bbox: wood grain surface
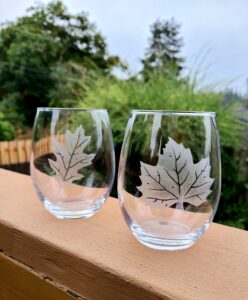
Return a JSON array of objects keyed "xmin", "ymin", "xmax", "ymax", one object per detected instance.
[
  {"xmin": 0, "ymin": 169, "xmax": 247, "ymax": 300},
  {"xmin": 0, "ymin": 252, "xmax": 78, "ymax": 300}
]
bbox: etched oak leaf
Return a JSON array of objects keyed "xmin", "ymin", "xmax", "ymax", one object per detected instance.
[
  {"xmin": 48, "ymin": 125, "xmax": 95, "ymax": 184},
  {"xmin": 137, "ymin": 137, "xmax": 214, "ymax": 209}
]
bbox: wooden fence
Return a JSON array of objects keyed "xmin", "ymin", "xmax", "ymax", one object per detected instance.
[
  {"xmin": 0, "ymin": 139, "xmax": 32, "ymax": 166},
  {"xmin": 0, "ymin": 136, "xmax": 65, "ymax": 166}
]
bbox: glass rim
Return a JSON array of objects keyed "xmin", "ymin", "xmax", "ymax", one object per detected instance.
[
  {"xmin": 131, "ymin": 110, "xmax": 216, "ymax": 116},
  {"xmin": 37, "ymin": 107, "xmax": 107, "ymax": 112}
]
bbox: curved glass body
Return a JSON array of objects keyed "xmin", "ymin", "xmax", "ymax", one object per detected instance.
[
  {"xmin": 118, "ymin": 110, "xmax": 221, "ymax": 250},
  {"xmin": 31, "ymin": 108, "xmax": 115, "ymax": 219}
]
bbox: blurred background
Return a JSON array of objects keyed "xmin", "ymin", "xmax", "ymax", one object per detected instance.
[{"xmin": 0, "ymin": 0, "xmax": 247, "ymax": 229}]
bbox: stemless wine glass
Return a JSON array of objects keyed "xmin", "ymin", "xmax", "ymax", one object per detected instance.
[
  {"xmin": 31, "ymin": 108, "xmax": 115, "ymax": 219},
  {"xmin": 118, "ymin": 110, "xmax": 221, "ymax": 250}
]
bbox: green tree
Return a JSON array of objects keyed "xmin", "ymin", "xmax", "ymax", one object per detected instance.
[
  {"xmin": 0, "ymin": 0, "xmax": 121, "ymax": 126},
  {"xmin": 142, "ymin": 18, "xmax": 184, "ymax": 80}
]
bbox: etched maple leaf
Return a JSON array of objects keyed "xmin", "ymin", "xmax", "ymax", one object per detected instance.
[
  {"xmin": 48, "ymin": 125, "xmax": 95, "ymax": 184},
  {"xmin": 137, "ymin": 137, "xmax": 214, "ymax": 209}
]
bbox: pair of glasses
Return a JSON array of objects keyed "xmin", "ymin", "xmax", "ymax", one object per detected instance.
[{"xmin": 31, "ymin": 108, "xmax": 221, "ymax": 250}]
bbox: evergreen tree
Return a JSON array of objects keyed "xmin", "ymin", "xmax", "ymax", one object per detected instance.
[{"xmin": 142, "ymin": 18, "xmax": 184, "ymax": 80}]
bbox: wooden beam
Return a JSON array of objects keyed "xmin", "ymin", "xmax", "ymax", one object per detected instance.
[
  {"xmin": 17, "ymin": 139, "xmax": 27, "ymax": 163},
  {"xmin": 0, "ymin": 142, "xmax": 10, "ymax": 165},
  {"xmin": 0, "ymin": 169, "xmax": 248, "ymax": 299},
  {"xmin": 0, "ymin": 252, "xmax": 80, "ymax": 300},
  {"xmin": 8, "ymin": 141, "xmax": 18, "ymax": 164}
]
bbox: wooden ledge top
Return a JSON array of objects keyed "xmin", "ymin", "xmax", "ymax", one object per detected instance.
[{"xmin": 0, "ymin": 168, "xmax": 248, "ymax": 300}]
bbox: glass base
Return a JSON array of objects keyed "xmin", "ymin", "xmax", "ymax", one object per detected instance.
[
  {"xmin": 43, "ymin": 198, "xmax": 105, "ymax": 220},
  {"xmin": 131, "ymin": 222, "xmax": 209, "ymax": 251}
]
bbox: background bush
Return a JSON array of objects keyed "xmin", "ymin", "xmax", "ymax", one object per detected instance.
[{"xmin": 0, "ymin": 111, "xmax": 16, "ymax": 140}]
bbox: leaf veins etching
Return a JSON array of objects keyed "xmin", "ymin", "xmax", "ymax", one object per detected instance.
[
  {"xmin": 137, "ymin": 137, "xmax": 214, "ymax": 209},
  {"xmin": 48, "ymin": 125, "xmax": 95, "ymax": 184}
]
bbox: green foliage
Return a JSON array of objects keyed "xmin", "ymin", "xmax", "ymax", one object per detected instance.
[
  {"xmin": 17, "ymin": 1, "xmax": 121, "ymax": 69},
  {"xmin": 142, "ymin": 18, "xmax": 184, "ymax": 80},
  {"xmin": 49, "ymin": 61, "xmax": 102, "ymax": 108},
  {"xmin": 79, "ymin": 74, "xmax": 241, "ymax": 145},
  {"xmin": 0, "ymin": 0, "xmax": 121, "ymax": 126},
  {"xmin": 0, "ymin": 27, "xmax": 57, "ymax": 125},
  {"xmin": 0, "ymin": 112, "xmax": 16, "ymax": 141},
  {"xmin": 78, "ymin": 73, "xmax": 248, "ymax": 229},
  {"xmin": 49, "ymin": 62, "xmax": 86, "ymax": 108}
]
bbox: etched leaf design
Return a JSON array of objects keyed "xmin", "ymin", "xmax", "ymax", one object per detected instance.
[
  {"xmin": 137, "ymin": 137, "xmax": 214, "ymax": 209},
  {"xmin": 48, "ymin": 125, "xmax": 95, "ymax": 184}
]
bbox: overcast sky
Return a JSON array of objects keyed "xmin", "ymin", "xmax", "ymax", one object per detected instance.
[{"xmin": 1, "ymin": 0, "xmax": 248, "ymax": 94}]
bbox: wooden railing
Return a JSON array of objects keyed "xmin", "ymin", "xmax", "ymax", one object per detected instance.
[{"xmin": 0, "ymin": 169, "xmax": 247, "ymax": 299}]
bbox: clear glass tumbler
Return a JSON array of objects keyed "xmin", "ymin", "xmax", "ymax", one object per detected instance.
[
  {"xmin": 118, "ymin": 110, "xmax": 221, "ymax": 250},
  {"xmin": 31, "ymin": 108, "xmax": 115, "ymax": 219}
]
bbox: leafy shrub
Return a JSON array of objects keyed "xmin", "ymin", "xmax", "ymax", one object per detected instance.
[{"xmin": 0, "ymin": 112, "xmax": 16, "ymax": 140}]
